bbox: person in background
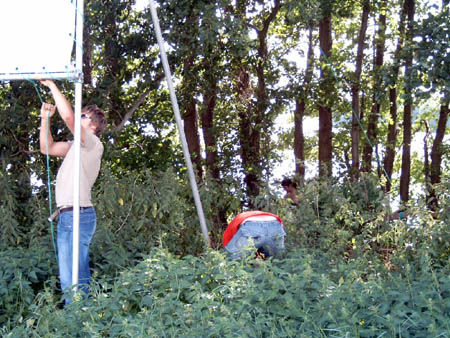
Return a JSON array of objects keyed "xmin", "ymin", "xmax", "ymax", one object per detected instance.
[
  {"xmin": 389, "ymin": 210, "xmax": 408, "ymax": 221},
  {"xmin": 281, "ymin": 178, "xmax": 299, "ymax": 205},
  {"xmin": 39, "ymin": 80, "xmax": 107, "ymax": 304},
  {"xmin": 223, "ymin": 211, "xmax": 286, "ymax": 260}
]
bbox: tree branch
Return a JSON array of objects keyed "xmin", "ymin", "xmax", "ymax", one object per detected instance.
[
  {"xmin": 115, "ymin": 89, "xmax": 152, "ymax": 132},
  {"xmin": 115, "ymin": 72, "xmax": 165, "ymax": 132}
]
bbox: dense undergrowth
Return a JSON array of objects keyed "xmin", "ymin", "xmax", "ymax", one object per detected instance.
[
  {"xmin": 2, "ymin": 249, "xmax": 449, "ymax": 337},
  {"xmin": 1, "ymin": 170, "xmax": 449, "ymax": 337}
]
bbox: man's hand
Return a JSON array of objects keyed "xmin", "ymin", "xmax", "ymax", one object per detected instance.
[
  {"xmin": 40, "ymin": 102, "xmax": 56, "ymax": 120},
  {"xmin": 40, "ymin": 79, "xmax": 56, "ymax": 89},
  {"xmin": 38, "ymin": 80, "xmax": 77, "ymax": 137}
]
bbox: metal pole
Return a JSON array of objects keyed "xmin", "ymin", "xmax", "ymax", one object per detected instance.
[
  {"xmin": 0, "ymin": 72, "xmax": 79, "ymax": 82},
  {"xmin": 72, "ymin": 0, "xmax": 84, "ymax": 289},
  {"xmin": 148, "ymin": 0, "xmax": 210, "ymax": 247}
]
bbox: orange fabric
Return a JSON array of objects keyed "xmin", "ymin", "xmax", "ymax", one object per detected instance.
[{"xmin": 222, "ymin": 211, "xmax": 283, "ymax": 248}]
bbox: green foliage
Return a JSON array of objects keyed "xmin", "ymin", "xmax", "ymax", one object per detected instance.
[
  {"xmin": 0, "ymin": 246, "xmax": 57, "ymax": 331},
  {"xmin": 414, "ymin": 3, "xmax": 450, "ymax": 98},
  {"xmin": 0, "ymin": 163, "xmax": 59, "ymax": 250},
  {"xmin": 0, "ymin": 0, "xmax": 449, "ymax": 334},
  {"xmin": 90, "ymin": 168, "xmax": 208, "ymax": 276},
  {"xmin": 2, "ymin": 248, "xmax": 450, "ymax": 337},
  {"xmin": 275, "ymin": 175, "xmax": 386, "ymax": 255},
  {"xmin": 1, "ymin": 0, "xmax": 448, "ymax": 207},
  {"xmin": 0, "ymin": 173, "xmax": 449, "ymax": 335},
  {"xmin": 0, "ymin": 168, "xmax": 23, "ymax": 247}
]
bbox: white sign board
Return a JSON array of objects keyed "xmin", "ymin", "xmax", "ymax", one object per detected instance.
[{"xmin": 0, "ymin": 0, "xmax": 77, "ymax": 80}]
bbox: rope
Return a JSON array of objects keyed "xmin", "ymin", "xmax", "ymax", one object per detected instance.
[{"xmin": 29, "ymin": 80, "xmax": 58, "ymax": 259}]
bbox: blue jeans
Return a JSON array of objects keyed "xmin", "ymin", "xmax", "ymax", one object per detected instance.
[
  {"xmin": 57, "ymin": 207, "xmax": 96, "ymax": 304},
  {"xmin": 224, "ymin": 220, "xmax": 286, "ymax": 260}
]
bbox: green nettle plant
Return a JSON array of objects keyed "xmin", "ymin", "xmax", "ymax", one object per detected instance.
[
  {"xmin": 0, "ymin": 170, "xmax": 23, "ymax": 248},
  {"xmin": 1, "ymin": 171, "xmax": 449, "ymax": 336},
  {"xmin": 0, "ymin": 246, "xmax": 57, "ymax": 330},
  {"xmin": 90, "ymin": 168, "xmax": 209, "ymax": 274},
  {"xmin": 2, "ymin": 249, "xmax": 450, "ymax": 337}
]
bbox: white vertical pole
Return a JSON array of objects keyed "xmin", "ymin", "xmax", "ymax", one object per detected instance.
[
  {"xmin": 148, "ymin": 0, "xmax": 210, "ymax": 247},
  {"xmin": 72, "ymin": 0, "xmax": 84, "ymax": 289}
]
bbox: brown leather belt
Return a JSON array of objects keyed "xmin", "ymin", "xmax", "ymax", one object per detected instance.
[
  {"xmin": 59, "ymin": 206, "xmax": 93, "ymax": 214},
  {"xmin": 48, "ymin": 206, "xmax": 93, "ymax": 222}
]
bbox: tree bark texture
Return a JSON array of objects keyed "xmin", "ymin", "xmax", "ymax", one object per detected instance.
[
  {"xmin": 294, "ymin": 99, "xmax": 306, "ymax": 177},
  {"xmin": 182, "ymin": 56, "xmax": 203, "ymax": 181},
  {"xmin": 181, "ymin": 13, "xmax": 203, "ymax": 180},
  {"xmin": 103, "ymin": 1, "xmax": 123, "ymax": 127},
  {"xmin": 318, "ymin": 3, "xmax": 333, "ymax": 177},
  {"xmin": 362, "ymin": 2, "xmax": 385, "ymax": 174},
  {"xmin": 427, "ymin": 102, "xmax": 449, "ymax": 211},
  {"xmin": 83, "ymin": 20, "xmax": 92, "ymax": 86},
  {"xmin": 294, "ymin": 27, "xmax": 314, "ymax": 178},
  {"xmin": 238, "ymin": 0, "xmax": 281, "ymax": 202},
  {"xmin": 237, "ymin": 66, "xmax": 260, "ymax": 202},
  {"xmin": 384, "ymin": 87, "xmax": 399, "ymax": 192},
  {"xmin": 383, "ymin": 0, "xmax": 408, "ymax": 192},
  {"xmin": 351, "ymin": 1, "xmax": 370, "ymax": 178},
  {"xmin": 201, "ymin": 74, "xmax": 220, "ymax": 181},
  {"xmin": 400, "ymin": 0, "xmax": 415, "ymax": 203}
]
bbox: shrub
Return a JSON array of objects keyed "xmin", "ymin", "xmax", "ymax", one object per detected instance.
[
  {"xmin": 0, "ymin": 245, "xmax": 57, "ymax": 331},
  {"xmin": 1, "ymin": 171, "xmax": 449, "ymax": 335},
  {"xmin": 90, "ymin": 168, "xmax": 209, "ymax": 277},
  {"xmin": 2, "ymin": 249, "xmax": 449, "ymax": 337}
]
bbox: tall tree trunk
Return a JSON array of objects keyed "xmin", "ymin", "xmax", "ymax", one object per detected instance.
[
  {"xmin": 201, "ymin": 68, "xmax": 228, "ymax": 248},
  {"xmin": 383, "ymin": 0, "xmax": 408, "ymax": 192},
  {"xmin": 201, "ymin": 73, "xmax": 220, "ymax": 181},
  {"xmin": 232, "ymin": 3, "xmax": 256, "ymax": 205},
  {"xmin": 183, "ymin": 89, "xmax": 203, "ymax": 180},
  {"xmin": 399, "ymin": 0, "xmax": 415, "ymax": 203},
  {"xmin": 103, "ymin": 1, "xmax": 123, "ymax": 126},
  {"xmin": 294, "ymin": 27, "xmax": 314, "ymax": 178},
  {"xmin": 182, "ymin": 56, "xmax": 203, "ymax": 180},
  {"xmin": 237, "ymin": 0, "xmax": 281, "ymax": 203},
  {"xmin": 237, "ymin": 66, "xmax": 260, "ymax": 202},
  {"xmin": 351, "ymin": 1, "xmax": 370, "ymax": 178},
  {"xmin": 427, "ymin": 101, "xmax": 449, "ymax": 211},
  {"xmin": 294, "ymin": 98, "xmax": 305, "ymax": 177},
  {"xmin": 423, "ymin": 120, "xmax": 432, "ymax": 207},
  {"xmin": 362, "ymin": 1, "xmax": 385, "ymax": 173},
  {"xmin": 181, "ymin": 13, "xmax": 203, "ymax": 180},
  {"xmin": 384, "ymin": 84, "xmax": 399, "ymax": 192},
  {"xmin": 318, "ymin": 2, "xmax": 333, "ymax": 177},
  {"xmin": 83, "ymin": 16, "xmax": 93, "ymax": 86}
]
